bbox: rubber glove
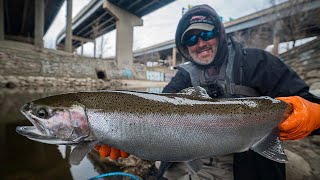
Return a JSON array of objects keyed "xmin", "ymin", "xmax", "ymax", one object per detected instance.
[
  {"xmin": 276, "ymin": 96, "xmax": 320, "ymax": 140},
  {"xmin": 94, "ymin": 145, "xmax": 129, "ymax": 160}
]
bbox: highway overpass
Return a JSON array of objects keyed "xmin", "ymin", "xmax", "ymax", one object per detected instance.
[
  {"xmin": 55, "ymin": 0, "xmax": 175, "ymax": 69},
  {"xmin": 133, "ymin": 0, "xmax": 320, "ymax": 66}
]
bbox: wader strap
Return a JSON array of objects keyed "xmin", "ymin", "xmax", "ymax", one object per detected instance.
[
  {"xmin": 226, "ymin": 41, "xmax": 235, "ymax": 83},
  {"xmin": 226, "ymin": 83, "xmax": 260, "ymax": 97}
]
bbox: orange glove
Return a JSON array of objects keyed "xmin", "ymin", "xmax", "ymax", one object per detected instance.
[
  {"xmin": 94, "ymin": 145, "xmax": 129, "ymax": 160},
  {"xmin": 276, "ymin": 96, "xmax": 320, "ymax": 140}
]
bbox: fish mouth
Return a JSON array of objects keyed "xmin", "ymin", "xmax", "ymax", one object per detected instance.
[
  {"xmin": 16, "ymin": 126, "xmax": 77, "ymax": 145},
  {"xmin": 16, "ymin": 126, "xmax": 54, "ymax": 140},
  {"xmin": 20, "ymin": 103, "xmax": 50, "ymax": 135},
  {"xmin": 19, "ymin": 103, "xmax": 76, "ymax": 145}
]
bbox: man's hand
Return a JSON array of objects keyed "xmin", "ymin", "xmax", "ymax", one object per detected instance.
[
  {"xmin": 94, "ymin": 145, "xmax": 129, "ymax": 160},
  {"xmin": 276, "ymin": 96, "xmax": 320, "ymax": 140}
]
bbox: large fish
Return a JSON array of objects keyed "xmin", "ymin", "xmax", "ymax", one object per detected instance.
[{"xmin": 16, "ymin": 87, "xmax": 292, "ymax": 171}]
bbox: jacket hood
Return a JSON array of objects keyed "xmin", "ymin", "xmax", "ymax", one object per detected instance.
[{"xmin": 175, "ymin": 4, "xmax": 228, "ymax": 67}]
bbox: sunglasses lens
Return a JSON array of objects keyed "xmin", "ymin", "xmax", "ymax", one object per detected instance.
[
  {"xmin": 200, "ymin": 31, "xmax": 215, "ymax": 41},
  {"xmin": 185, "ymin": 35, "xmax": 198, "ymax": 46}
]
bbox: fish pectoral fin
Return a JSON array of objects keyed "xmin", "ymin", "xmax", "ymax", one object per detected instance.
[
  {"xmin": 69, "ymin": 141, "xmax": 98, "ymax": 165},
  {"xmin": 250, "ymin": 128, "xmax": 288, "ymax": 163},
  {"xmin": 185, "ymin": 159, "xmax": 203, "ymax": 174}
]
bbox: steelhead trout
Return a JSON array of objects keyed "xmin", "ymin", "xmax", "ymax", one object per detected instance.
[{"xmin": 16, "ymin": 87, "xmax": 292, "ymax": 168}]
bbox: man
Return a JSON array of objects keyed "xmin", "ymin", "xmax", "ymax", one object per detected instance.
[
  {"xmin": 158, "ymin": 4, "xmax": 320, "ymax": 180},
  {"xmin": 96, "ymin": 4, "xmax": 320, "ymax": 180}
]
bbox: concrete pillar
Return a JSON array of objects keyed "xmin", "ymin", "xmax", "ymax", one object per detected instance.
[
  {"xmin": 172, "ymin": 47, "xmax": 177, "ymax": 67},
  {"xmin": 81, "ymin": 41, "xmax": 84, "ymax": 55},
  {"xmin": 272, "ymin": 35, "xmax": 280, "ymax": 55},
  {"xmin": 103, "ymin": 1, "xmax": 143, "ymax": 69},
  {"xmin": 34, "ymin": 0, "xmax": 44, "ymax": 48},
  {"xmin": 65, "ymin": 0, "xmax": 73, "ymax": 52},
  {"xmin": 93, "ymin": 39, "xmax": 96, "ymax": 58},
  {"xmin": 100, "ymin": 36, "xmax": 104, "ymax": 58},
  {"xmin": 0, "ymin": 0, "xmax": 4, "ymax": 40},
  {"xmin": 272, "ymin": 20, "xmax": 282, "ymax": 56}
]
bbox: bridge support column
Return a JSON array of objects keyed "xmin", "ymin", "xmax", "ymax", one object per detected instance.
[
  {"xmin": 34, "ymin": 0, "xmax": 44, "ymax": 48},
  {"xmin": 103, "ymin": 1, "xmax": 143, "ymax": 69},
  {"xmin": 0, "ymin": 0, "xmax": 4, "ymax": 40},
  {"xmin": 172, "ymin": 47, "xmax": 177, "ymax": 67},
  {"xmin": 272, "ymin": 35, "xmax": 280, "ymax": 55},
  {"xmin": 272, "ymin": 21, "xmax": 282, "ymax": 55},
  {"xmin": 65, "ymin": 0, "xmax": 73, "ymax": 52}
]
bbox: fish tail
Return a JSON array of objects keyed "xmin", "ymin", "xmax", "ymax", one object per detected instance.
[{"xmin": 250, "ymin": 128, "xmax": 288, "ymax": 163}]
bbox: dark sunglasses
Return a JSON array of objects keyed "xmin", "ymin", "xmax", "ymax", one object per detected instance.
[{"xmin": 183, "ymin": 30, "xmax": 218, "ymax": 46}]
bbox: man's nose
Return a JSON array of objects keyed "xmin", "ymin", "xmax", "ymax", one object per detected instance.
[{"xmin": 197, "ymin": 37, "xmax": 206, "ymax": 47}]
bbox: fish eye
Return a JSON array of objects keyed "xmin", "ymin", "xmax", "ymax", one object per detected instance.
[{"xmin": 36, "ymin": 108, "xmax": 49, "ymax": 119}]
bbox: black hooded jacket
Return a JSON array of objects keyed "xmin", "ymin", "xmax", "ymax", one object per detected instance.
[{"xmin": 160, "ymin": 4, "xmax": 320, "ymax": 180}]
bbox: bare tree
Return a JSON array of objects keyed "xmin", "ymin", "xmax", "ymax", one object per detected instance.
[
  {"xmin": 97, "ymin": 35, "xmax": 112, "ymax": 58},
  {"xmin": 270, "ymin": 0, "xmax": 318, "ymax": 47}
]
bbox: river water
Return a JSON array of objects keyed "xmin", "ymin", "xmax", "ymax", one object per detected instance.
[{"xmin": 0, "ymin": 86, "xmax": 163, "ymax": 180}]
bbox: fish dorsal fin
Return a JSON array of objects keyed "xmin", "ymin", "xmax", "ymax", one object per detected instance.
[
  {"xmin": 69, "ymin": 141, "xmax": 98, "ymax": 165},
  {"xmin": 185, "ymin": 159, "xmax": 203, "ymax": 173},
  {"xmin": 179, "ymin": 86, "xmax": 211, "ymax": 99},
  {"xmin": 250, "ymin": 128, "xmax": 288, "ymax": 163}
]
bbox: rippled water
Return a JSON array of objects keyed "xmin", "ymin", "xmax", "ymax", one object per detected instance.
[{"xmin": 0, "ymin": 86, "xmax": 163, "ymax": 180}]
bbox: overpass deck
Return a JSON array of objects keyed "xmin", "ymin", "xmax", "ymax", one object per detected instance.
[
  {"xmin": 2, "ymin": 0, "xmax": 64, "ymax": 43},
  {"xmin": 134, "ymin": 0, "xmax": 320, "ymax": 57},
  {"xmin": 56, "ymin": 0, "xmax": 175, "ymax": 48}
]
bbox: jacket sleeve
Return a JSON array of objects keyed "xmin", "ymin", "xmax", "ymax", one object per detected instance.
[
  {"xmin": 162, "ymin": 68, "xmax": 192, "ymax": 93},
  {"xmin": 242, "ymin": 49, "xmax": 318, "ymax": 100},
  {"xmin": 243, "ymin": 49, "xmax": 320, "ymax": 135}
]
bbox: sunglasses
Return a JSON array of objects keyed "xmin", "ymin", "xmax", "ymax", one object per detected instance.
[{"xmin": 183, "ymin": 30, "xmax": 218, "ymax": 46}]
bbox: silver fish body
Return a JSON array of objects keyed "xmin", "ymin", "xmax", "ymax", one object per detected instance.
[{"xmin": 16, "ymin": 87, "xmax": 292, "ymax": 165}]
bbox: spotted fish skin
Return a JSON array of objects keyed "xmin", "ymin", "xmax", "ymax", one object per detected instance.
[{"xmin": 16, "ymin": 87, "xmax": 292, "ymax": 164}]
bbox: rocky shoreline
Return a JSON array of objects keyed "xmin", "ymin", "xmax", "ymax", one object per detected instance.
[{"xmin": 0, "ymin": 75, "xmax": 112, "ymax": 89}]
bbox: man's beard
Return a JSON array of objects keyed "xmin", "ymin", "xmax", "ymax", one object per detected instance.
[{"xmin": 190, "ymin": 45, "xmax": 218, "ymax": 65}]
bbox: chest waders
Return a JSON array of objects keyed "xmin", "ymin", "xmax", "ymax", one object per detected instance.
[{"xmin": 178, "ymin": 42, "xmax": 260, "ymax": 98}]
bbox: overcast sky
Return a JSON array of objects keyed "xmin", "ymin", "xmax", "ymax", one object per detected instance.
[{"xmin": 44, "ymin": 0, "xmax": 284, "ymax": 57}]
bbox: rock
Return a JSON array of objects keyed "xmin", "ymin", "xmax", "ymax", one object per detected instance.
[
  {"xmin": 5, "ymin": 82, "xmax": 16, "ymax": 89},
  {"xmin": 306, "ymin": 70, "xmax": 320, "ymax": 78},
  {"xmin": 285, "ymin": 149, "xmax": 312, "ymax": 180},
  {"xmin": 310, "ymin": 82, "xmax": 320, "ymax": 91}
]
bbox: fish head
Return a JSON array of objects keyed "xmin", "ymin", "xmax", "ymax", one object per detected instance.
[{"xmin": 17, "ymin": 94, "xmax": 91, "ymax": 145}]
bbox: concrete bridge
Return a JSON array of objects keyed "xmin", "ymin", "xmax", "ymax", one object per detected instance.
[
  {"xmin": 55, "ymin": 0, "xmax": 175, "ymax": 69},
  {"xmin": 0, "ymin": 0, "xmax": 175, "ymax": 70},
  {"xmin": 0, "ymin": 0, "xmax": 64, "ymax": 47},
  {"xmin": 133, "ymin": 0, "xmax": 320, "ymax": 66}
]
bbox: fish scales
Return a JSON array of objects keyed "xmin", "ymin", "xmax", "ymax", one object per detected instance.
[
  {"xmin": 73, "ymin": 91, "xmax": 281, "ymax": 114},
  {"xmin": 78, "ymin": 91, "xmax": 290, "ymax": 161}
]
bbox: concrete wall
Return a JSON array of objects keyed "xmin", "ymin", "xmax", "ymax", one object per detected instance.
[
  {"xmin": 0, "ymin": 40, "xmax": 120, "ymax": 78},
  {"xmin": 0, "ymin": 40, "xmax": 121, "ymax": 88},
  {"xmin": 280, "ymin": 38, "xmax": 320, "ymax": 91}
]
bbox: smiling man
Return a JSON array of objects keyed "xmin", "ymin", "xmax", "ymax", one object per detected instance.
[
  {"xmin": 94, "ymin": 4, "xmax": 320, "ymax": 180},
  {"xmin": 159, "ymin": 4, "xmax": 320, "ymax": 180}
]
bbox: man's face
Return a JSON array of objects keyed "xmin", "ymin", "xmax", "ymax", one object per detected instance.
[{"xmin": 186, "ymin": 29, "xmax": 218, "ymax": 65}]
